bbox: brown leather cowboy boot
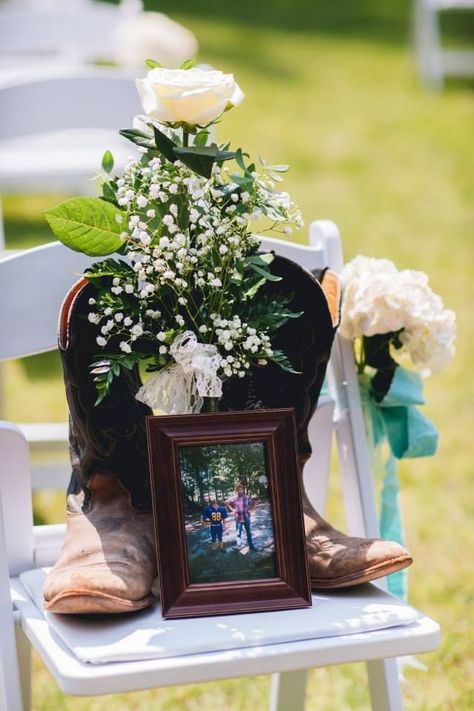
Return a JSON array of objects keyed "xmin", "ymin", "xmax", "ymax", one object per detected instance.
[
  {"xmin": 43, "ymin": 279, "xmax": 157, "ymax": 614},
  {"xmin": 222, "ymin": 254, "xmax": 412, "ymax": 589}
]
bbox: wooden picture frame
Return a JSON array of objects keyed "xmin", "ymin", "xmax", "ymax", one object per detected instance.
[{"xmin": 146, "ymin": 408, "xmax": 311, "ymax": 619}]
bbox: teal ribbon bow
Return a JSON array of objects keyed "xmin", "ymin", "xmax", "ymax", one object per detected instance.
[{"xmin": 360, "ymin": 367, "xmax": 438, "ymax": 598}]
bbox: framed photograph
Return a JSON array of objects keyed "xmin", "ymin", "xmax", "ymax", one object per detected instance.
[{"xmin": 146, "ymin": 408, "xmax": 311, "ymax": 619}]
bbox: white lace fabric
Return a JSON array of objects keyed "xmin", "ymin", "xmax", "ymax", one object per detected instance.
[{"xmin": 135, "ymin": 331, "xmax": 222, "ymax": 414}]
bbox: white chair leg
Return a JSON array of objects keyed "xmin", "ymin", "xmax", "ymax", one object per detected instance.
[
  {"xmin": 15, "ymin": 625, "xmax": 32, "ymax": 711},
  {"xmin": 269, "ymin": 670, "xmax": 308, "ymax": 711},
  {"xmin": 0, "ymin": 493, "xmax": 23, "ymax": 711},
  {"xmin": 367, "ymin": 658, "xmax": 403, "ymax": 711},
  {"xmin": 414, "ymin": 0, "xmax": 444, "ymax": 90}
]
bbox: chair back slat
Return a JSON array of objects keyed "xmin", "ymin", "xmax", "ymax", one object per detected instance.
[
  {"xmin": 0, "ymin": 4, "xmax": 131, "ymax": 57},
  {"xmin": 0, "ymin": 70, "xmax": 142, "ymax": 141},
  {"xmin": 310, "ymin": 221, "xmax": 382, "ymax": 542},
  {"xmin": 0, "ymin": 243, "xmax": 94, "ymax": 360}
]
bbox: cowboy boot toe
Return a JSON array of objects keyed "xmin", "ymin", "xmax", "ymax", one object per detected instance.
[{"xmin": 308, "ymin": 532, "xmax": 412, "ymax": 589}]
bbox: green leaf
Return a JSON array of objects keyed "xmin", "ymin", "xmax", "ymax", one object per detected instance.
[
  {"xmin": 244, "ymin": 277, "xmax": 266, "ymax": 299},
  {"xmin": 85, "ymin": 258, "xmax": 134, "ymax": 280},
  {"xmin": 119, "ymin": 128, "xmax": 155, "ymax": 149},
  {"xmin": 248, "ymin": 262, "xmax": 282, "ymax": 282},
  {"xmin": 268, "ymin": 164, "xmax": 289, "ymax": 173},
  {"xmin": 270, "ymin": 349, "xmax": 301, "ymax": 374},
  {"xmin": 101, "ymin": 181, "xmax": 117, "ymax": 204},
  {"xmin": 180, "ymin": 58, "xmax": 197, "ymax": 70},
  {"xmin": 151, "ymin": 124, "xmax": 178, "ymax": 163},
  {"xmin": 235, "ymin": 148, "xmax": 247, "ymax": 172},
  {"xmin": 194, "ymin": 129, "xmax": 210, "ymax": 146},
  {"xmin": 44, "ymin": 197, "xmax": 125, "ymax": 256},
  {"xmin": 247, "ymin": 254, "xmax": 274, "ymax": 267},
  {"xmin": 101, "ymin": 150, "xmax": 114, "ymax": 174},
  {"xmin": 173, "ymin": 144, "xmax": 237, "ymax": 178},
  {"xmin": 145, "ymin": 58, "xmax": 162, "ymax": 69}
]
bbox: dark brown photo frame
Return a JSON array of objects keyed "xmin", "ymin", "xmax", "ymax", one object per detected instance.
[{"xmin": 146, "ymin": 408, "xmax": 311, "ymax": 619}]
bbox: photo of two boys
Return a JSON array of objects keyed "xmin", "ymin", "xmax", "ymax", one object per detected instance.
[
  {"xmin": 202, "ymin": 482, "xmax": 257, "ymax": 553},
  {"xmin": 179, "ymin": 442, "xmax": 276, "ymax": 584}
]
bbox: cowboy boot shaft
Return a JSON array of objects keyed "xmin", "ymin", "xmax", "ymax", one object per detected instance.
[
  {"xmin": 222, "ymin": 256, "xmax": 338, "ymax": 464},
  {"xmin": 44, "ymin": 279, "xmax": 157, "ymax": 614},
  {"xmin": 59, "ymin": 280, "xmax": 152, "ymax": 511}
]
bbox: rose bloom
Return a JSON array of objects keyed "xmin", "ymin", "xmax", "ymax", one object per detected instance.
[
  {"xmin": 340, "ymin": 255, "xmax": 456, "ymax": 373},
  {"xmin": 136, "ymin": 67, "xmax": 244, "ymax": 125}
]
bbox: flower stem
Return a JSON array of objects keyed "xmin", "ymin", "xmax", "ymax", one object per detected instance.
[
  {"xmin": 183, "ymin": 129, "xmax": 189, "ymax": 147},
  {"xmin": 202, "ymin": 396, "xmax": 220, "ymax": 412},
  {"xmin": 357, "ymin": 336, "xmax": 366, "ymax": 374}
]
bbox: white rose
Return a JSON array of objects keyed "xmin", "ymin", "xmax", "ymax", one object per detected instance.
[
  {"xmin": 136, "ymin": 67, "xmax": 244, "ymax": 125},
  {"xmin": 115, "ymin": 12, "xmax": 198, "ymax": 70}
]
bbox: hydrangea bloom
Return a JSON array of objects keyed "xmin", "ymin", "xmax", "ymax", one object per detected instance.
[{"xmin": 340, "ymin": 255, "xmax": 456, "ymax": 373}]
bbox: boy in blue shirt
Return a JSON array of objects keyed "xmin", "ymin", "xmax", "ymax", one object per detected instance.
[{"xmin": 202, "ymin": 500, "xmax": 228, "ymax": 550}]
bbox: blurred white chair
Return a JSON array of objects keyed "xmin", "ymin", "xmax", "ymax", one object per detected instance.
[
  {"xmin": 0, "ymin": 0, "xmax": 142, "ymax": 73},
  {"xmin": 0, "ymin": 67, "xmax": 143, "ymax": 248},
  {"xmin": 414, "ymin": 0, "xmax": 474, "ymax": 88},
  {"xmin": 0, "ymin": 222, "xmax": 440, "ymax": 711}
]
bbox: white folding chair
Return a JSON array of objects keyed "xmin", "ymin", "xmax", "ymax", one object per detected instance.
[
  {"xmin": 0, "ymin": 221, "xmax": 440, "ymax": 711},
  {"xmin": 414, "ymin": 0, "xmax": 474, "ymax": 89},
  {"xmin": 0, "ymin": 0, "xmax": 142, "ymax": 70},
  {"xmin": 0, "ymin": 67, "xmax": 144, "ymax": 195}
]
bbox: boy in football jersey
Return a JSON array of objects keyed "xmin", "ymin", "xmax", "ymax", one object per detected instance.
[{"xmin": 202, "ymin": 500, "xmax": 228, "ymax": 550}]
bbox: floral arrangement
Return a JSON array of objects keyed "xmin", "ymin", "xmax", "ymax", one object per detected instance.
[
  {"xmin": 339, "ymin": 255, "xmax": 456, "ymax": 597},
  {"xmin": 339, "ymin": 255, "xmax": 456, "ymax": 399},
  {"xmin": 44, "ymin": 62, "xmax": 304, "ymax": 412}
]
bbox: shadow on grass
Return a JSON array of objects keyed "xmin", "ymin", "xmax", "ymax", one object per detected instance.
[
  {"xmin": 19, "ymin": 351, "xmax": 62, "ymax": 381},
  {"xmin": 146, "ymin": 0, "xmax": 474, "ymax": 47},
  {"xmin": 4, "ymin": 217, "xmax": 55, "ymax": 250}
]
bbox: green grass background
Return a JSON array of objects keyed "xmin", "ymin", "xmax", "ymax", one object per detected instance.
[{"xmin": 3, "ymin": 0, "xmax": 473, "ymax": 708}]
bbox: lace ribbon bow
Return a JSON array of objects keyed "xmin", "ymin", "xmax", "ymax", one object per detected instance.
[{"xmin": 135, "ymin": 331, "xmax": 223, "ymax": 414}]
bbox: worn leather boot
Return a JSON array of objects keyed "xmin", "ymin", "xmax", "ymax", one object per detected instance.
[
  {"xmin": 43, "ymin": 279, "xmax": 157, "ymax": 614},
  {"xmin": 222, "ymin": 255, "xmax": 412, "ymax": 589}
]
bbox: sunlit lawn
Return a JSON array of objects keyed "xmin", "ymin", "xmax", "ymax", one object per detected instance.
[{"xmin": 3, "ymin": 1, "xmax": 473, "ymax": 709}]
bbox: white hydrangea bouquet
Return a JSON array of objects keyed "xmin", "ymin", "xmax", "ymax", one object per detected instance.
[
  {"xmin": 44, "ymin": 61, "xmax": 304, "ymax": 413},
  {"xmin": 339, "ymin": 255, "xmax": 456, "ymax": 596}
]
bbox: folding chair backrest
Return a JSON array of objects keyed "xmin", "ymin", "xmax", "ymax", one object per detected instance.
[
  {"xmin": 0, "ymin": 1, "xmax": 141, "ymax": 61},
  {"xmin": 0, "ymin": 70, "xmax": 142, "ymax": 142}
]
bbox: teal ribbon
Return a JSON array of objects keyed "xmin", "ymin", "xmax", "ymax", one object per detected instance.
[{"xmin": 360, "ymin": 367, "xmax": 438, "ymax": 598}]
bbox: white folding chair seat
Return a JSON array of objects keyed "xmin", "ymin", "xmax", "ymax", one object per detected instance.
[{"xmin": 0, "ymin": 221, "xmax": 440, "ymax": 711}]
